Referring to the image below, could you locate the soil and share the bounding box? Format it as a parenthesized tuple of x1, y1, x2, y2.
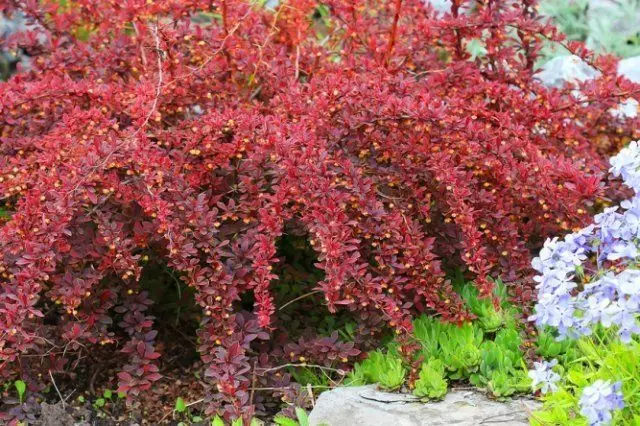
(2, 320, 208, 425)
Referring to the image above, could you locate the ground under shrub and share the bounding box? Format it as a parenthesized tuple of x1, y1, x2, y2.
(0, 0, 639, 422)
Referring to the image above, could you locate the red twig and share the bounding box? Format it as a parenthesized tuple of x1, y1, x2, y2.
(385, 0, 403, 68)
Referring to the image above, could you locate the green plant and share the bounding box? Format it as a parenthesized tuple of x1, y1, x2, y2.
(486, 370, 531, 399)
(14, 380, 26, 405)
(172, 396, 204, 424)
(412, 316, 484, 379)
(458, 279, 517, 332)
(274, 407, 310, 426)
(536, 329, 579, 364)
(349, 278, 534, 400)
(175, 397, 187, 414)
(412, 316, 445, 362)
(438, 322, 483, 380)
(93, 397, 106, 409)
(540, 0, 640, 59)
(350, 349, 406, 391)
(469, 329, 531, 398)
(413, 359, 448, 400)
(211, 415, 267, 426)
(531, 332, 640, 425)
(91, 389, 119, 416)
(539, 0, 590, 42)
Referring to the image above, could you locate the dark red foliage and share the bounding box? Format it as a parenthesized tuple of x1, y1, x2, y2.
(0, 0, 639, 419)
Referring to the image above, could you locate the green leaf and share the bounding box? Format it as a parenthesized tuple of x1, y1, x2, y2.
(103, 389, 113, 400)
(295, 407, 310, 426)
(274, 415, 299, 426)
(174, 397, 187, 413)
(94, 398, 106, 408)
(465, 38, 487, 60)
(565, 367, 588, 387)
(211, 416, 225, 426)
(231, 418, 244, 426)
(345, 363, 367, 386)
(14, 380, 26, 403)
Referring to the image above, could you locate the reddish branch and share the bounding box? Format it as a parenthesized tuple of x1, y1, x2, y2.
(385, 0, 403, 67)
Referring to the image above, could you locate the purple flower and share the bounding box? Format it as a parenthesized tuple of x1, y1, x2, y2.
(576, 294, 610, 335)
(534, 268, 576, 296)
(528, 359, 560, 394)
(610, 141, 640, 191)
(579, 380, 624, 426)
(530, 293, 576, 338)
(616, 269, 640, 296)
(606, 241, 637, 261)
(532, 143, 640, 342)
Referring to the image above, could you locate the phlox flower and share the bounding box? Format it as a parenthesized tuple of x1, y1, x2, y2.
(579, 380, 624, 426)
(532, 141, 640, 342)
(528, 359, 560, 394)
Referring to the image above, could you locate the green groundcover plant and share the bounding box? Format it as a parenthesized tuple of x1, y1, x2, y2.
(530, 331, 640, 426)
(347, 279, 532, 400)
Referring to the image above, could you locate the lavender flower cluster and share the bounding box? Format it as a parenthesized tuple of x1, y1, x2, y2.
(528, 359, 560, 394)
(530, 141, 640, 342)
(579, 380, 625, 426)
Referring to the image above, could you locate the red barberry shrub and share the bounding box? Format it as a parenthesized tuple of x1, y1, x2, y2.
(1, 0, 639, 420)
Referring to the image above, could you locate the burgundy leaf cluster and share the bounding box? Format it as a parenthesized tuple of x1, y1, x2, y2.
(0, 0, 639, 420)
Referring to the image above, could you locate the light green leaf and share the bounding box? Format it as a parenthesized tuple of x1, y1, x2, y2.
(15, 380, 26, 403)
(274, 414, 299, 426)
(174, 397, 187, 413)
(295, 407, 309, 426)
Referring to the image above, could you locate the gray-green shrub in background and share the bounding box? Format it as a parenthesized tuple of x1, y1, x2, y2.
(540, 0, 640, 59)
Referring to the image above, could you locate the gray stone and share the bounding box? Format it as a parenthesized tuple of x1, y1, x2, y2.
(308, 385, 540, 426)
(619, 56, 640, 84)
(421, 0, 476, 16)
(0, 12, 27, 38)
(615, 57, 640, 118)
(423, 0, 452, 14)
(535, 55, 600, 88)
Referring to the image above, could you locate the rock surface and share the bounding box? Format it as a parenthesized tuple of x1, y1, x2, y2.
(535, 55, 601, 88)
(423, 0, 452, 14)
(536, 54, 640, 87)
(619, 56, 640, 84)
(308, 385, 540, 426)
